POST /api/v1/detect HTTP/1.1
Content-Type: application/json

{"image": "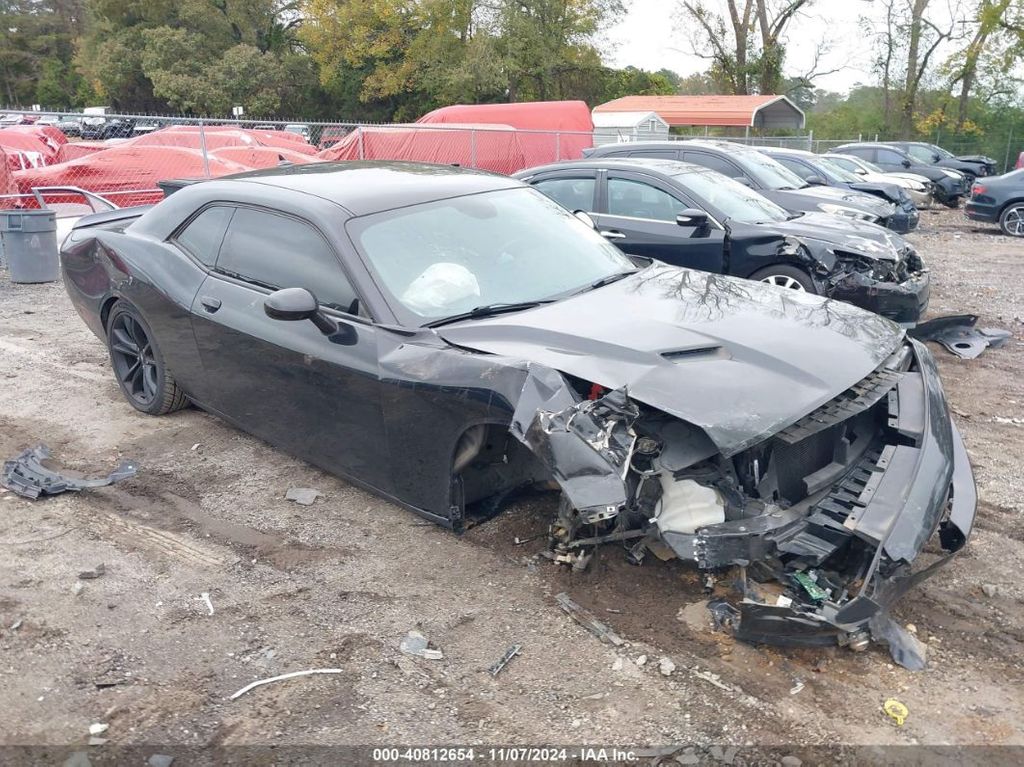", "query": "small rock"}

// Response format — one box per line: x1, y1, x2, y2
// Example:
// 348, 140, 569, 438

72, 581, 84, 596
285, 487, 321, 506
611, 657, 624, 672
78, 564, 106, 580
88, 723, 108, 736
982, 584, 999, 598
675, 753, 699, 765
781, 756, 802, 767
399, 630, 443, 660
635, 654, 647, 666
87, 737, 108, 747
148, 756, 175, 767
658, 657, 676, 676
9, 618, 22, 630
906, 623, 917, 634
